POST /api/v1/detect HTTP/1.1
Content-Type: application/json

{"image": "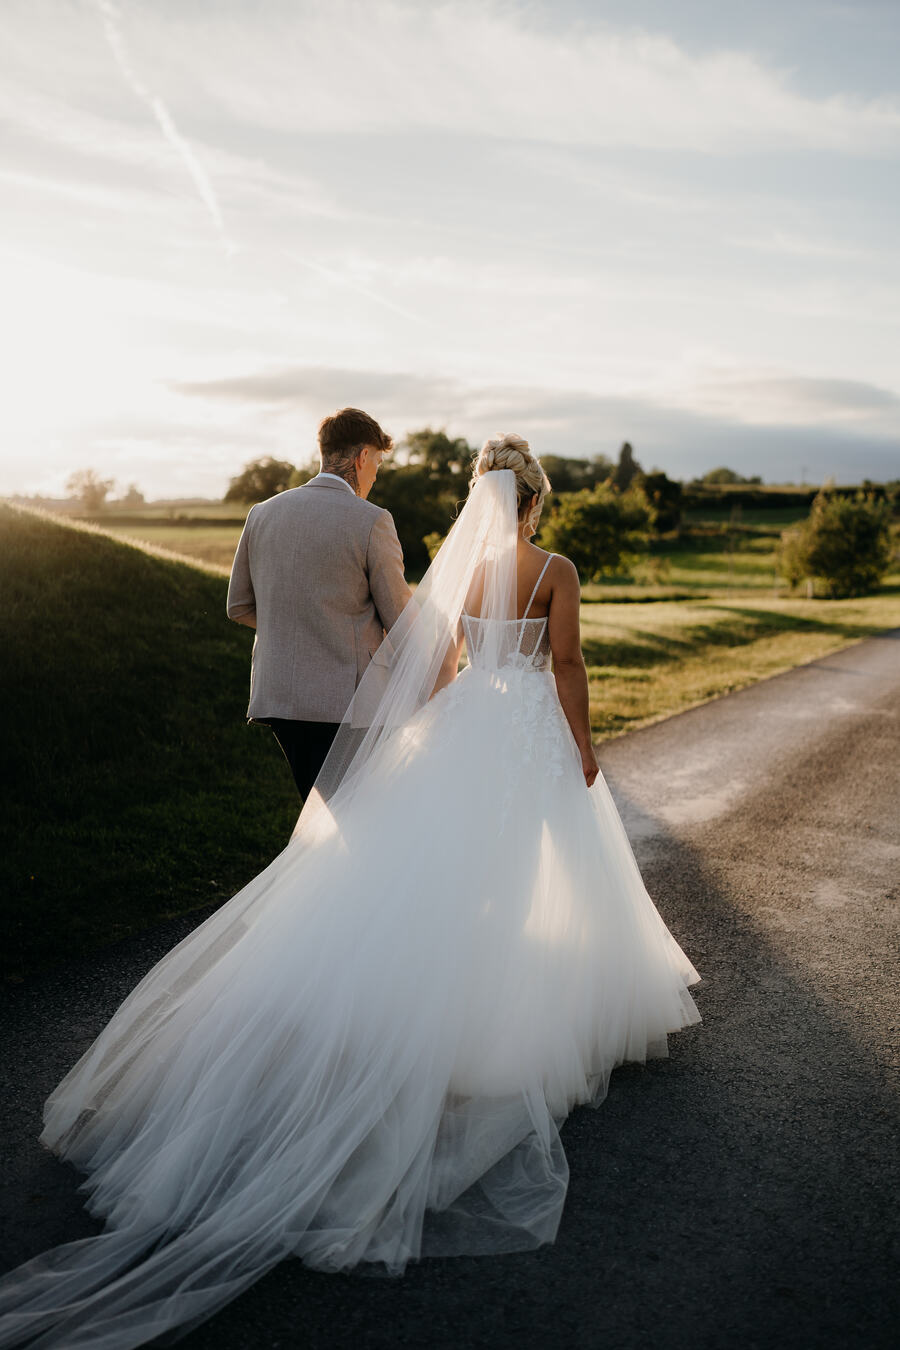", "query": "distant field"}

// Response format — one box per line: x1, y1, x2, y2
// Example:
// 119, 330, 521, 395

682, 506, 810, 526
98, 522, 240, 571
580, 497, 900, 740
83, 503, 814, 594
582, 589, 900, 738
582, 517, 809, 601
71, 510, 247, 572
100, 520, 794, 594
